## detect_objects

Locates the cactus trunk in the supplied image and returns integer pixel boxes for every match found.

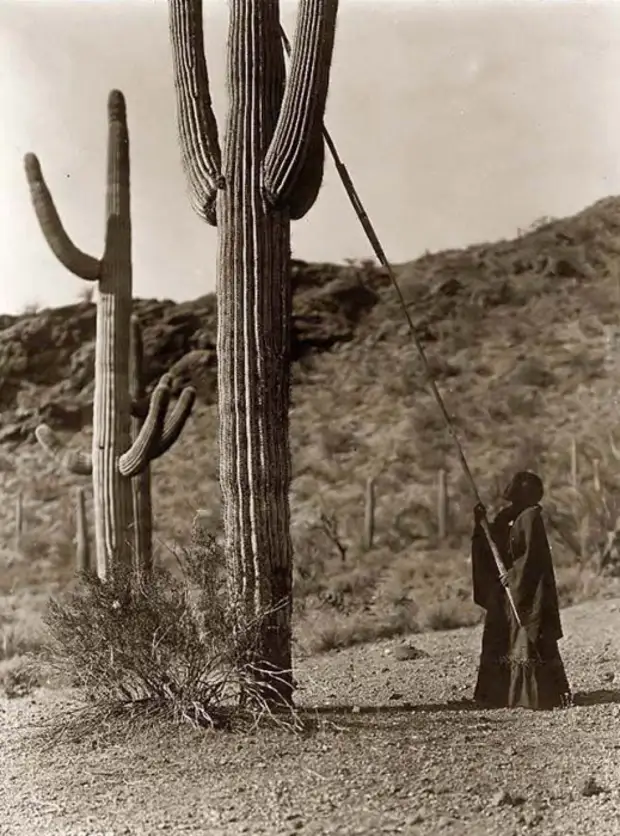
[129,317,153,582]
[217,0,292,690]
[169,0,339,704]
[91,93,134,583]
[75,486,91,573]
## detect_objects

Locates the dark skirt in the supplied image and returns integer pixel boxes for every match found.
[474,614,571,710]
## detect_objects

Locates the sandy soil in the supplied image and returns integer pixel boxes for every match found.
[1,598,619,836]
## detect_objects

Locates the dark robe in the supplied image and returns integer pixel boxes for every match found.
[471,503,571,709]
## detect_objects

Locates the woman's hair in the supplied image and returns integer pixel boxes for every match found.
[502,470,544,506]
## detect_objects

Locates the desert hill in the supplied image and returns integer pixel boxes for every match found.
[2,197,620,652]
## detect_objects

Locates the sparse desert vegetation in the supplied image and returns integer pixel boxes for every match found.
[2,200,620,693]
[3,3,620,834]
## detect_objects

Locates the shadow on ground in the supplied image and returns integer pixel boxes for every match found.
[572,688,620,706]
[296,688,620,729]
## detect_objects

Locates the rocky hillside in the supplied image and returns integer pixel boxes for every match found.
[3,197,620,649]
[0,259,379,444]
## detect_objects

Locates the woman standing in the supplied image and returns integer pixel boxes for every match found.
[471,470,572,710]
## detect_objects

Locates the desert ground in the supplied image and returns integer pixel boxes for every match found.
[2,201,620,834]
[1,598,619,836]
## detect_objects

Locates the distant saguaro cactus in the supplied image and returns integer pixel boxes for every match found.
[363,476,376,551]
[25,91,194,586]
[14,492,23,554]
[570,436,578,489]
[437,468,449,540]
[169,0,339,702]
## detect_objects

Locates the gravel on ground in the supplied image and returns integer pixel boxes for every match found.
[1,598,619,836]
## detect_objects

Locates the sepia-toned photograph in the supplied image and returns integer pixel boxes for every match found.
[1,0,619,833]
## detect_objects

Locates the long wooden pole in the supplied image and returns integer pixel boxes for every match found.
[279,25,522,627]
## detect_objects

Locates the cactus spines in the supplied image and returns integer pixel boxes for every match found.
[75,486,91,573]
[169,0,339,703]
[35,425,93,476]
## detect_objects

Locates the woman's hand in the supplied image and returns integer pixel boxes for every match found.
[498,572,509,588]
[473,503,487,524]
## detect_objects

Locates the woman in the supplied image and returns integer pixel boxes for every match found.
[471,470,572,710]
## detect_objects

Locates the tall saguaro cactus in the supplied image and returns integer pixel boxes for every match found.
[169,0,339,701]
[25,91,194,585]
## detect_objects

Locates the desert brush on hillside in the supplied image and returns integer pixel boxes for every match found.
[2,198,620,669]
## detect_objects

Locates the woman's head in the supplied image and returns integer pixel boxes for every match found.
[502,470,544,508]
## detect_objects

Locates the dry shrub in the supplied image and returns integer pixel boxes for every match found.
[301,606,420,655]
[37,533,301,738]
[0,657,41,698]
[417,598,481,632]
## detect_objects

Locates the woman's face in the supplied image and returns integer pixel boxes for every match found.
[504,473,543,508]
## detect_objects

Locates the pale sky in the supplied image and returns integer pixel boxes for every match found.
[2,0,620,314]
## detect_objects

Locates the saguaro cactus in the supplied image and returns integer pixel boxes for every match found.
[25,90,194,585]
[363,476,376,552]
[169,0,339,701]
[129,315,196,581]
[14,492,24,554]
[75,485,91,574]
[129,316,154,582]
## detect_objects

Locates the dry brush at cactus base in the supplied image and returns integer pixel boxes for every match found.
[3,199,620,660]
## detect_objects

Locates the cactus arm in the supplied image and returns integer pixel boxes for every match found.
[118,375,172,478]
[131,398,150,420]
[169,0,224,226]
[277,24,325,220]
[151,385,196,459]
[287,129,325,221]
[35,424,93,476]
[24,154,102,281]
[263,0,338,217]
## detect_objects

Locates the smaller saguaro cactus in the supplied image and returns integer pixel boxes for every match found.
[14,493,24,554]
[25,90,195,584]
[36,365,195,583]
[570,437,578,490]
[593,458,601,493]
[75,485,91,573]
[129,315,196,581]
[437,468,449,540]
[363,476,376,552]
